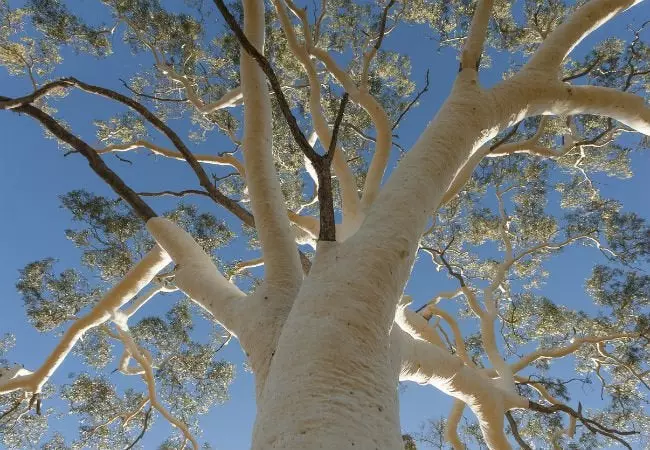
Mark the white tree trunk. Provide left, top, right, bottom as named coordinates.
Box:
left=252, top=243, right=404, bottom=449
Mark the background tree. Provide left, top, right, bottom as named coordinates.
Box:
left=0, top=0, right=649, bottom=448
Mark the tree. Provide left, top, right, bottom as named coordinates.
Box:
left=0, top=0, right=649, bottom=448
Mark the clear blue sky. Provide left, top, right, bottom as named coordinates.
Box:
left=1, top=0, right=649, bottom=448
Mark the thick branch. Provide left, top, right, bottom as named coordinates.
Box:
left=445, top=400, right=465, bottom=450
left=397, top=326, right=526, bottom=449
left=212, top=0, right=318, bottom=163
left=0, top=79, right=71, bottom=109
left=460, top=0, right=494, bottom=71
left=318, top=93, right=349, bottom=241
left=543, top=83, right=650, bottom=135
left=228, top=0, right=304, bottom=285
left=147, top=218, right=246, bottom=334
left=526, top=0, right=644, bottom=72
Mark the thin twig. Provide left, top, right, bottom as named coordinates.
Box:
left=119, top=78, right=188, bottom=103
left=137, top=190, right=210, bottom=198
left=529, top=400, right=637, bottom=448
left=123, top=406, right=152, bottom=450
left=392, top=69, right=430, bottom=130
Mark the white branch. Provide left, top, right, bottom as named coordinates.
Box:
left=97, top=140, right=246, bottom=178
left=526, top=0, right=645, bottom=72
left=310, top=47, right=393, bottom=209
left=512, top=332, right=640, bottom=373
left=146, top=218, right=246, bottom=334
left=238, top=0, right=304, bottom=287
left=115, top=325, right=198, bottom=449
left=0, top=246, right=170, bottom=394
left=542, top=83, right=650, bottom=136
left=445, top=400, right=466, bottom=449
left=397, top=326, right=526, bottom=449
left=395, top=296, right=444, bottom=347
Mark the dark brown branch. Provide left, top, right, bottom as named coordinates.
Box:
left=124, top=406, right=152, bottom=450
left=373, top=0, right=397, bottom=52
left=1, top=98, right=157, bottom=221
left=490, top=121, right=522, bottom=151
left=392, top=69, right=430, bottom=130
left=0, top=400, right=23, bottom=422
left=137, top=189, right=210, bottom=198
left=343, top=121, right=406, bottom=152
left=505, top=411, right=532, bottom=450
left=0, top=79, right=71, bottom=110
left=3, top=77, right=251, bottom=224
left=62, top=77, right=256, bottom=227
left=318, top=93, right=349, bottom=241
left=420, top=246, right=466, bottom=287
left=214, top=0, right=347, bottom=245
left=119, top=78, right=188, bottom=103
left=325, top=93, right=349, bottom=164
left=562, top=57, right=602, bottom=82
left=113, top=153, right=133, bottom=165
left=529, top=400, right=637, bottom=448
left=2, top=80, right=313, bottom=273
left=27, top=393, right=39, bottom=414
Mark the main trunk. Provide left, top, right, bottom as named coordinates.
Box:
left=251, top=243, right=404, bottom=449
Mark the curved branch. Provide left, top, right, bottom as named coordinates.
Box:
left=0, top=246, right=170, bottom=394
left=310, top=47, right=393, bottom=209
left=445, top=400, right=465, bottom=450
left=397, top=326, right=527, bottom=449
left=0, top=79, right=71, bottom=109
left=512, top=332, right=639, bottom=373
left=505, top=411, right=532, bottom=450
left=63, top=77, right=256, bottom=226
left=543, top=83, right=650, bottom=135
left=225, top=0, right=305, bottom=284
left=97, top=140, right=246, bottom=178
left=528, top=400, right=636, bottom=448
left=360, top=0, right=397, bottom=89
left=270, top=0, right=361, bottom=225
left=525, top=0, right=645, bottom=72
left=147, top=218, right=246, bottom=334
left=115, top=326, right=198, bottom=449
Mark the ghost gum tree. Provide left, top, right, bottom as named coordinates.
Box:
left=1, top=0, right=650, bottom=447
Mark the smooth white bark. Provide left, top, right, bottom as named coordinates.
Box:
left=252, top=242, right=404, bottom=449
left=397, top=325, right=527, bottom=449
left=146, top=218, right=246, bottom=334
left=239, top=0, right=303, bottom=289
left=0, top=246, right=170, bottom=394
left=97, top=140, right=246, bottom=177
left=526, top=0, right=645, bottom=71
